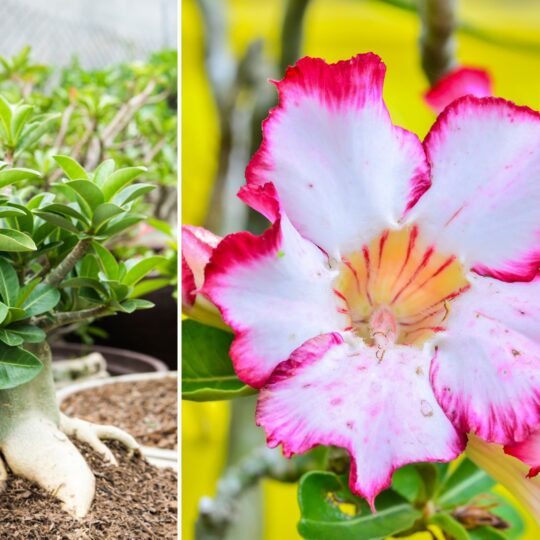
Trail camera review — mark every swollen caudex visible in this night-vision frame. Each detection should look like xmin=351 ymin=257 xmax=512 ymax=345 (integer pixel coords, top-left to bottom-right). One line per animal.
xmin=333 ymin=225 xmax=469 ymax=348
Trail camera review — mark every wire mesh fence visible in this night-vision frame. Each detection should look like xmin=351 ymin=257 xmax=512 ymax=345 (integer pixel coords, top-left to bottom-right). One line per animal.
xmin=0 ymin=0 xmax=176 ymax=68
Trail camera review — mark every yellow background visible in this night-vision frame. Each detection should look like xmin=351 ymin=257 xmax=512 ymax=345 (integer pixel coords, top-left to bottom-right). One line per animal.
xmin=182 ymin=1 xmax=540 ymax=537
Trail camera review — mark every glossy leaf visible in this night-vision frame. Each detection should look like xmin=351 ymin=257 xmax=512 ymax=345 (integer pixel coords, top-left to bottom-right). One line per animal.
xmin=21 ymin=283 xmax=60 ymax=316
xmin=0 ymin=329 xmax=24 ymax=346
xmin=182 ymin=319 xmax=255 ymax=401
xmin=53 ymin=155 xmax=89 ymax=180
xmin=92 ymin=203 xmax=125 ymax=230
xmin=0 ymin=344 xmax=42 ymax=389
xmin=0 ymin=228 xmax=36 ymax=252
xmin=102 ymin=166 xmax=146 ymax=200
xmin=123 ymin=256 xmax=166 ymax=286
xmin=7 ymin=324 xmax=46 ymax=344
xmin=437 ymin=459 xmax=496 ymax=508
xmin=0 ymin=168 xmax=40 ymax=188
xmin=119 ymin=299 xmax=155 ymax=313
xmin=92 ymin=242 xmax=119 ymax=280
xmin=64 ymin=180 xmax=104 ymax=211
xmin=0 ymin=257 xmax=19 ymax=306
xmin=429 ymin=513 xmax=470 ymax=540
xmin=93 ymin=159 xmax=115 ymax=187
xmin=298 ymin=471 xmax=421 ymax=540
xmin=114 ymin=183 xmax=155 ymax=206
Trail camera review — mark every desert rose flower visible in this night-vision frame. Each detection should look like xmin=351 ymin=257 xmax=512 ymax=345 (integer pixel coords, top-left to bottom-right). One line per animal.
xmin=200 ymin=54 xmax=540 ymax=510
xmin=181 ymin=225 xmax=226 ymax=329
xmin=425 ymin=66 xmax=492 ymax=113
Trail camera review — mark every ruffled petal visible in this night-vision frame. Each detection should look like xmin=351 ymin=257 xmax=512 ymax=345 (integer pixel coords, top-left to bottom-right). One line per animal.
xmin=505 ymin=430 xmax=540 ymax=478
xmin=411 ymin=96 xmax=540 ymax=281
xmin=431 ymin=274 xmax=540 ymax=445
xmin=181 ymin=225 xmax=221 ymax=306
xmin=257 ymin=333 xmax=464 ymax=507
xmin=424 ymin=67 xmax=492 ymax=113
xmin=202 ymin=212 xmax=347 ymax=388
xmin=246 ymin=54 xmax=429 ymax=257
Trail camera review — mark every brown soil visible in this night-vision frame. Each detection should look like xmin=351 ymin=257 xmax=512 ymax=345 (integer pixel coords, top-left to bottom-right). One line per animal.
xmin=0 ymin=441 xmax=177 ymax=539
xmin=61 ymin=377 xmax=178 ymax=450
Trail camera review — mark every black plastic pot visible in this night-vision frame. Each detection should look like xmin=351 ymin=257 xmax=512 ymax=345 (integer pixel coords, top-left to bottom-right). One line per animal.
xmin=52 ymin=342 xmax=168 ymax=375
xmin=71 ymin=286 xmax=178 ymax=370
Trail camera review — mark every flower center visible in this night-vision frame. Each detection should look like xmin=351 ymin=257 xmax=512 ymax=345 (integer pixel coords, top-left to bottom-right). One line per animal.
xmin=333 ymin=226 xmax=469 ymax=347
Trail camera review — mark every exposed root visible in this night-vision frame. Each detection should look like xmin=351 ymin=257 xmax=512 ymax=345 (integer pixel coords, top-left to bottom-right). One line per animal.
xmin=1 ymin=416 xmax=95 ymax=517
xmin=0 ymin=454 xmax=7 ymax=493
xmin=60 ymin=414 xmax=140 ymax=466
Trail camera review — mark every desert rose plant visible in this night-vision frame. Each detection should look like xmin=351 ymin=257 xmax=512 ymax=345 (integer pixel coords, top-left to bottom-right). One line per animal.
xmin=0 ymin=95 xmax=166 ymax=516
xmin=183 ymin=54 xmax=540 ymax=538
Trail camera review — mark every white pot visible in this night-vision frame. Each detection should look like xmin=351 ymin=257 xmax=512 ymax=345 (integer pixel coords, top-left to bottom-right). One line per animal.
xmin=57 ymin=371 xmax=178 ymax=470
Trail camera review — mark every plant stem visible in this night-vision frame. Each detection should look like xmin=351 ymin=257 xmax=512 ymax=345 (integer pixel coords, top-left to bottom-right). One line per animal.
xmin=279 ymin=0 xmax=312 ymax=73
xmin=195 ymin=445 xmax=314 ymax=540
xmin=36 ymin=305 xmax=110 ymax=332
xmin=418 ymin=0 xmax=458 ymax=84
xmin=0 ymin=342 xmax=58 ymax=441
xmin=44 ymin=237 xmax=92 ymax=287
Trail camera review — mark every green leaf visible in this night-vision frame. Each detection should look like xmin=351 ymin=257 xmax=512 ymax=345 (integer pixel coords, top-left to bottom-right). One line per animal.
xmin=11 ymin=104 xmax=33 ymax=141
xmin=53 ymin=155 xmax=89 ymax=180
xmin=437 ymin=458 xmax=496 ymax=508
xmin=59 ymin=277 xmax=108 ymax=297
xmin=34 ymin=211 xmax=81 ymax=234
xmin=0 ymin=229 xmax=36 ymax=252
xmin=298 ymin=471 xmax=421 ymax=540
xmin=0 ymin=257 xmax=19 ymax=305
xmin=21 ymin=283 xmax=60 ymax=316
xmin=92 ymin=203 xmax=124 ymax=230
xmin=0 ymin=167 xmax=41 ymax=188
xmin=38 ymin=204 xmax=89 ymax=225
xmin=64 ymin=180 xmax=104 ymax=211
xmin=0 ymin=344 xmax=42 ymax=389
xmin=0 ymin=302 xmax=8 ymax=325
xmin=5 ymin=307 xmax=27 ymax=325
xmin=0 ymin=329 xmax=24 ymax=346
xmin=93 ymin=159 xmax=115 ymax=186
xmin=114 ymin=183 xmax=155 ymax=206
xmin=132 ymin=277 xmax=169 ymax=298
xmin=92 ymin=241 xmax=119 ymax=280
xmin=391 ymin=465 xmax=423 ymax=503
xmin=102 ymin=166 xmax=146 ymax=200
xmin=488 ymin=493 xmax=525 ymax=540
xmin=123 ymin=256 xmax=166 ymax=286
xmin=0 ymin=205 xmax=28 ymax=218
xmin=0 ymin=95 xmax=13 ymax=139
xmin=6 ymin=324 xmax=46 ymax=344
xmin=468 ymin=527 xmax=508 ymax=540
xmin=119 ymin=299 xmax=155 ymax=313
xmin=16 ymin=113 xmax=60 ymax=155
xmin=182 ymin=320 xmax=255 ymax=401
xmin=100 ymin=214 xmax=144 ymax=236
xmin=429 ymin=513 xmax=470 ymax=540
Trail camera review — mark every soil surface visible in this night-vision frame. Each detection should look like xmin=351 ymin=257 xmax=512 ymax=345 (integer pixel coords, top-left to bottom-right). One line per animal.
xmin=61 ymin=377 xmax=178 ymax=450
xmin=0 ymin=441 xmax=177 ymax=539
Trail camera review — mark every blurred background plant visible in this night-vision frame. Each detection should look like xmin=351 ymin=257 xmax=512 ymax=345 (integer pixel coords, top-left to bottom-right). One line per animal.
xmin=182 ymin=0 xmax=540 ymax=539
xmin=0 ymin=40 xmax=178 ymax=366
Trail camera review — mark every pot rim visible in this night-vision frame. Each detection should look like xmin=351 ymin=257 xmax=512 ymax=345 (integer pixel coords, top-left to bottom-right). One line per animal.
xmin=57 ymin=371 xmax=178 ymax=463
xmin=52 ymin=342 xmax=169 ymax=372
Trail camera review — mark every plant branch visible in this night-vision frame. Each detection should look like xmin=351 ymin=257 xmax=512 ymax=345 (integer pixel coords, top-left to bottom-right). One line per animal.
xmin=279 ymin=0 xmax=312 ymax=73
xmin=100 ymin=80 xmax=157 ymax=150
xmin=195 ymin=446 xmax=315 ymax=540
xmin=35 ymin=305 xmax=111 ymax=332
xmin=44 ymin=237 xmax=92 ymax=287
xmin=418 ymin=0 xmax=458 ymax=84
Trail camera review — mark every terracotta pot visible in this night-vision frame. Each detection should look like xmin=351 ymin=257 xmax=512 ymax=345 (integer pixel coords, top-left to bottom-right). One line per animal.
xmin=52 ymin=342 xmax=168 ymax=375
xmin=57 ymin=372 xmax=178 ymax=470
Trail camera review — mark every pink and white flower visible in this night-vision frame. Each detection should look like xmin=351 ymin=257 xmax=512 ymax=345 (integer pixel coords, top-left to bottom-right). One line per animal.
xmin=181 ymin=225 xmax=226 ymax=329
xmin=199 ymin=54 xmax=540 ymax=509
xmin=425 ymin=66 xmax=493 ymax=113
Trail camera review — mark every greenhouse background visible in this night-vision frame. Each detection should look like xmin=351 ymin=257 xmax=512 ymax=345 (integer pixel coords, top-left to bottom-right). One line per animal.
xmin=0 ymin=0 xmax=176 ymax=67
